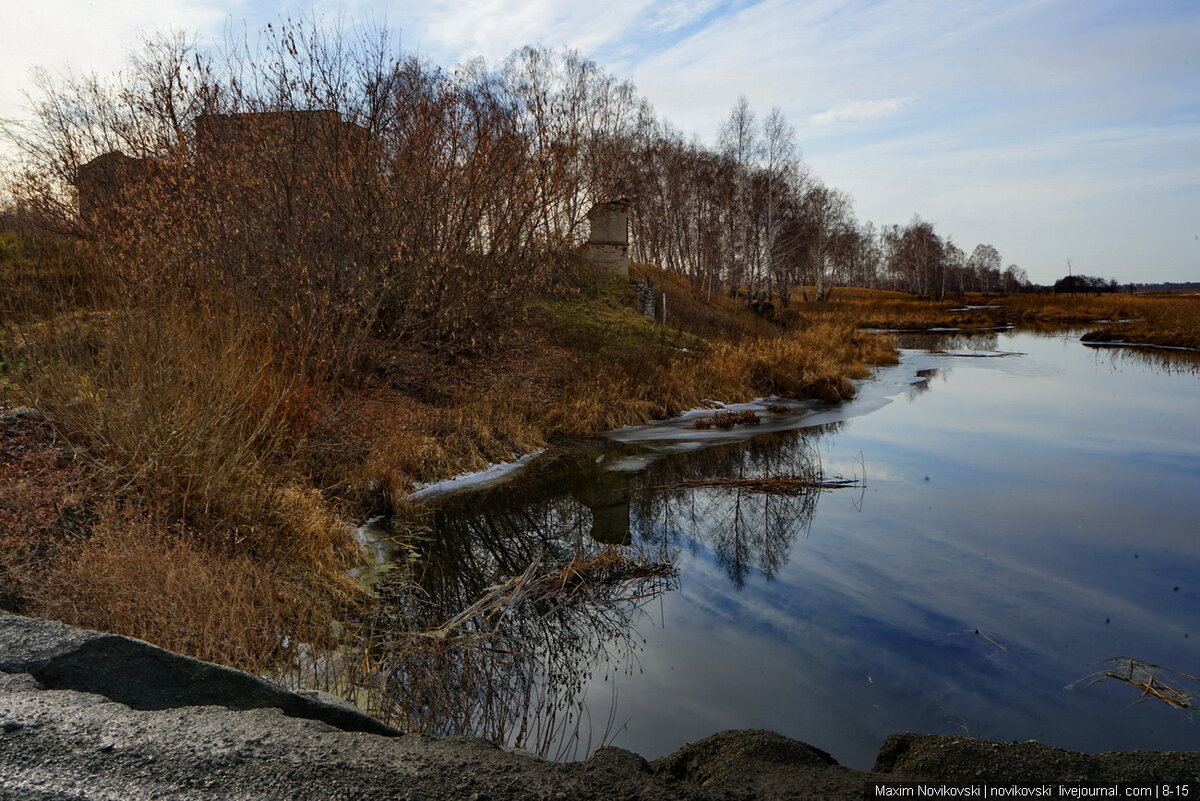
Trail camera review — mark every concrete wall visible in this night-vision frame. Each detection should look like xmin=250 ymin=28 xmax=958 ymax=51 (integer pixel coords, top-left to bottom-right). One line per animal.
xmin=73 ymin=151 xmax=153 ymax=221
xmin=584 ymin=199 xmax=631 ymax=274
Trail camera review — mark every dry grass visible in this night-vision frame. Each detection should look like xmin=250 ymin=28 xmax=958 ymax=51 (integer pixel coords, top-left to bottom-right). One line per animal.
xmin=999 ymin=292 xmax=1200 ymax=349
xmin=2 ymin=234 xmax=902 ymax=677
xmin=701 ymin=322 xmax=898 ymax=402
xmin=1075 ymin=657 xmax=1199 ymax=710
xmin=535 ymin=322 xmax=895 ymax=437
xmin=30 ymin=507 xmax=343 ymax=673
xmin=631 ymin=476 xmax=859 ymax=493
xmin=795 ymin=288 xmax=1008 ymax=331
xmin=1 ymin=237 xmax=369 ymax=670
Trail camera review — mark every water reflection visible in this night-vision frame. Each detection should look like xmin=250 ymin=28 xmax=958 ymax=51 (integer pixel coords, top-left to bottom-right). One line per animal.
xmin=580 ymin=329 xmax=1200 ymax=768
xmin=627 ymin=429 xmax=841 ymax=588
xmin=336 ymin=423 xmax=847 ymax=754
xmin=347 ymin=491 xmax=677 ymax=758
xmin=893 ymin=332 xmax=1001 ymax=351
xmin=335 ymin=327 xmax=1200 ymax=769
xmin=1083 ymin=343 xmax=1200 ymax=376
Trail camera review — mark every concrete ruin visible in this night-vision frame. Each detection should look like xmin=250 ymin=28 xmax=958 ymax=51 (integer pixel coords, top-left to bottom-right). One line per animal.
xmin=193 ymin=110 xmax=368 ymax=169
xmin=583 ymin=198 xmax=631 ymax=274
xmin=73 ymin=110 xmax=369 ymax=222
xmin=72 ymin=151 xmax=155 ymax=221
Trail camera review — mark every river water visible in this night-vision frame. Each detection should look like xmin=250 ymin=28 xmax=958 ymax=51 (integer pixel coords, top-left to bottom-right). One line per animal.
xmin=379 ymin=329 xmax=1200 ymax=768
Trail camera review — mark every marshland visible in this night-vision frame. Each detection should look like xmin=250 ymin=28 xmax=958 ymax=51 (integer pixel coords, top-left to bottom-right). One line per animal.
xmin=2 ymin=18 xmax=1199 ymax=775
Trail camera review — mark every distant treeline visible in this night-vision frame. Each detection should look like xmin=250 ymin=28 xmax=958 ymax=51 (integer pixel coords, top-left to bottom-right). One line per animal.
xmin=1051 ymin=275 xmax=1121 ymax=294
xmin=1131 ymin=282 xmax=1200 ymax=292
xmin=1021 ymin=277 xmax=1199 ymax=295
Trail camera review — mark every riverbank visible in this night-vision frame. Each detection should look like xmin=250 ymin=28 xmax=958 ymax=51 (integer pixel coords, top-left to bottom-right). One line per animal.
xmin=4 ymin=233 xmax=1198 ymax=735
xmin=997 ymin=292 xmax=1200 ymax=349
xmin=0 ymin=239 xmax=894 ymax=677
xmin=2 ymin=611 xmax=1196 ymax=801
xmin=794 ymin=288 xmax=1200 ymax=350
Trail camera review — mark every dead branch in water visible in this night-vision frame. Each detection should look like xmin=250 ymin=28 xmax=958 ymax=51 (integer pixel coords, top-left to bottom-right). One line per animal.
xmin=628 ymin=475 xmax=859 ymax=494
xmin=427 ymin=547 xmax=676 ymax=640
xmin=1074 ymin=657 xmax=1198 ymax=709
xmin=929 ymin=350 xmax=1025 ymax=358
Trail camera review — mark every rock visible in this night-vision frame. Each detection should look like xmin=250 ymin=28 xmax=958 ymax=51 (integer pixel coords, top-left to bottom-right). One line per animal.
xmin=0 ymin=407 xmax=45 ymax=424
xmin=585 ymin=745 xmax=653 ymax=775
xmin=653 ymin=729 xmax=865 ymax=798
xmin=874 ymin=733 xmax=1200 ymax=783
xmin=0 ymin=673 xmax=700 ymax=800
xmin=0 ymin=611 xmax=398 ymax=737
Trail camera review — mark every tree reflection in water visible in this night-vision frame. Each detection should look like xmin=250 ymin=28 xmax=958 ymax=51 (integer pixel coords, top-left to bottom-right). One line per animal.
xmin=628 ymin=425 xmax=842 ymax=588
xmin=1084 ymin=342 xmax=1200 ymax=376
xmin=343 ymin=491 xmax=675 ymax=759
xmin=335 ymin=421 xmax=846 ymax=756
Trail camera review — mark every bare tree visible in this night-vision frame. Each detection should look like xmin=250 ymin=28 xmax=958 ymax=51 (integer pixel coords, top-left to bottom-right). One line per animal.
xmin=968 ymin=244 xmax=1002 ymax=296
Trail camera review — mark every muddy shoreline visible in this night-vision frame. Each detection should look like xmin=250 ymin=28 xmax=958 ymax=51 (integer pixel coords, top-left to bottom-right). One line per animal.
xmin=2 ymin=612 xmax=1196 ymax=800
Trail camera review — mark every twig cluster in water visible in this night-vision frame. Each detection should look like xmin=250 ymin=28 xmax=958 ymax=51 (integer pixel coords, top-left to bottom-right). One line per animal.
xmin=297 ymin=544 xmax=677 ymax=759
xmin=428 ymin=548 xmax=677 ymax=639
xmin=1075 ymin=657 xmax=1198 ymax=709
xmin=694 ymin=409 xmax=761 ymax=429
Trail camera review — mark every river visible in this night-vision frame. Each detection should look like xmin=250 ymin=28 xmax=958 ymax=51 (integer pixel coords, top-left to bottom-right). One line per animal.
xmin=361 ymin=328 xmax=1200 ymax=768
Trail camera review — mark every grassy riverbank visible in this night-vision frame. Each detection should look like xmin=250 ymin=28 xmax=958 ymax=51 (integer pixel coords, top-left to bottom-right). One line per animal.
xmin=0 ymin=231 xmax=894 ymax=672
xmin=7 ymin=223 xmax=1196 ymax=676
xmin=999 ymin=292 xmax=1200 ymax=349
xmin=781 ymin=286 xmax=1200 ymax=349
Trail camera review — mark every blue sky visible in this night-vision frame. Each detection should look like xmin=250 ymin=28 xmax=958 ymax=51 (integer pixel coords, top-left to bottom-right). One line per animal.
xmin=2 ymin=0 xmax=1198 ymax=283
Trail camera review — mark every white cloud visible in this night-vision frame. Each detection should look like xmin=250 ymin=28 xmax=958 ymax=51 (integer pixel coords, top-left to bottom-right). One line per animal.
xmin=809 ymin=97 xmax=912 ymax=126
xmin=418 ymin=0 xmax=655 ymax=63
xmin=643 ymin=0 xmax=724 ymax=33
xmin=0 ymin=0 xmax=234 ymax=119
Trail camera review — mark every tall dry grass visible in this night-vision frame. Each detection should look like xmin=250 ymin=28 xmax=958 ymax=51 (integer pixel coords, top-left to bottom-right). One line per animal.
xmin=702 ymin=322 xmax=897 ymax=402
xmin=999 ymin=293 xmax=1200 ymax=349
xmin=2 ymin=220 xmax=369 ymax=667
xmin=794 ymin=289 xmax=1006 ymax=330
xmin=29 ymin=507 xmax=341 ymax=672
xmin=538 ymin=319 xmax=896 ymax=436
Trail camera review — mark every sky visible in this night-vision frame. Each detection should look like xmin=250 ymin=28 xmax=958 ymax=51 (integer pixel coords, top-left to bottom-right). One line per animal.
xmin=1 ymin=0 xmax=1198 ymax=283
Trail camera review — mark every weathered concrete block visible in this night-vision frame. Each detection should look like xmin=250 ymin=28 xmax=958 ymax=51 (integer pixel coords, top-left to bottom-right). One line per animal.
xmin=0 ymin=611 xmax=397 ymax=737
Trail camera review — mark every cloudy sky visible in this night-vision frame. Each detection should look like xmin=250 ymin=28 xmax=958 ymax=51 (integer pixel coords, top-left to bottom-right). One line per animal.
xmin=2 ymin=0 xmax=1198 ymax=283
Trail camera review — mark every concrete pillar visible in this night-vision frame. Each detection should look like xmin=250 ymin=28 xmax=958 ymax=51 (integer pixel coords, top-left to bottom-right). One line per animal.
xmin=583 ymin=198 xmax=631 ymax=274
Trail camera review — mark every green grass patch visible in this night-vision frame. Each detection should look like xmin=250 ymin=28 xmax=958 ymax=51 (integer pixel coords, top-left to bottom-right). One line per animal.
xmin=532 ymin=268 xmax=700 ymax=355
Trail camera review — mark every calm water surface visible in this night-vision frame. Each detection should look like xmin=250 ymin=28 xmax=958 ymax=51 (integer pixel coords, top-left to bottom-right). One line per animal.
xmin=403 ymin=329 xmax=1200 ymax=768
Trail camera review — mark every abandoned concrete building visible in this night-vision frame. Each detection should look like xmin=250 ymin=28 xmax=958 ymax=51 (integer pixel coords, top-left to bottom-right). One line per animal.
xmin=73 ymin=110 xmax=370 ymax=222
xmin=72 ymin=150 xmax=157 ymax=221
xmin=192 ymin=110 xmax=368 ymax=168
xmin=74 ymin=113 xmax=640 ymax=283
xmin=583 ymin=198 xmax=631 ymax=275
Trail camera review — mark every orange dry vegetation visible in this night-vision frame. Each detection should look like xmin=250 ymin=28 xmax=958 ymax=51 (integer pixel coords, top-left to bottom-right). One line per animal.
xmin=1 ymin=236 xmax=901 ymax=674
xmin=997 ymin=292 xmax=1200 ymax=349
xmin=795 ymin=288 xmax=1007 ymax=331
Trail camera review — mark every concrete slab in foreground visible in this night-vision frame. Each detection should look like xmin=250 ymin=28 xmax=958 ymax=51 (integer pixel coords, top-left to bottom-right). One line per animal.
xmin=1 ymin=612 xmax=1197 ymax=800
